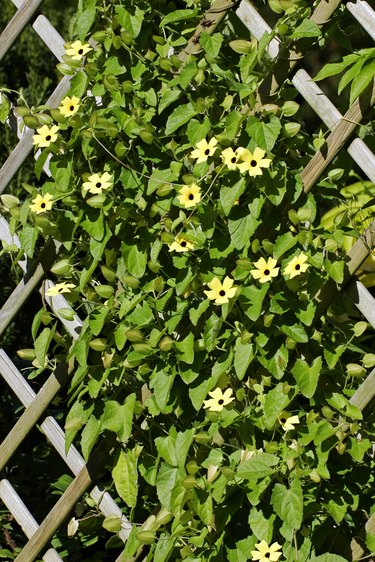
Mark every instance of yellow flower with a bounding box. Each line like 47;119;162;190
82;172;113;194
46;282;75;296
59;96;80;118
32;124;59;148
250;257;279;283
177;183;201;208
204;276;237;305
190;137;218;163
237;147;271;176
65;40;92;60
221;147;240;170
29;193;53;214
169;236;194;253
251;541;282;562
284;253;309;279
278;411;300;432
203;387;234;412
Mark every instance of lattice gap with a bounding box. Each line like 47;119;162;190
0;0;374;560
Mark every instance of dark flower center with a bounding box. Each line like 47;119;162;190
41;202;46;208
46;135;51;141
295;264;301;270
96;182;102;188
204;148;210;155
180;241;187;247
188;193;194;200
264;269;270;275
250;159;257;167
58;287;64;293
69;105;75;111
219;290;226;296
78;48;83;54
280;417;286;423
264;554;271;559
218;399;224;405
231;157;237;163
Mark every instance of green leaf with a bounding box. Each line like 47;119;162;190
234;339;254;380
0;94;10;124
34;325;56;367
74;7;96;40
158;88;181;114
69;70;89;98
100;395;136;442
350;59;375;104
160;9;197;26
338;56;367;95
203;313;222;352
281;480;303;530
248;508;275;543
246;115;281;152
290;19;321;39
123;244;147;278
308;553;348;562
156;463;183;510
154;534;176;562
237;453;279;480
115;6;144;38
273;232;296;259
313;55;358;81
175;332;195;364
366;533;375;554
228;213;261;250
186;117;211;147
179;60;198;89
280;323;308;343
220;178;246;216
19;225;38;257
112;449;138;507
89;306;109;336
81;414;101;461
326;498;347;524
150;369;175;411
200;32;223;58
292;356;322;398
240;284;268;322
263;383;290;429
347;437;371;462
324;259;344;284
192;489;214;527
165;103;197;135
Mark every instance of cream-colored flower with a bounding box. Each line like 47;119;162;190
237;147;271;177
46;282;75;296
204;276;237;305
278;411;300;432
65;40;92;60
203;387;234;412
221;147;240;170
250;257;279;283
59;96;80;118
251;540;282;562
169;236;194;253
32;124;59;148
190;137;218;163
284;253;309;279
177;183;201;208
82;172;113;194
29;193;53;214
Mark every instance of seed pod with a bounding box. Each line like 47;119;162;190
186;460;199;475
125;328;144;342
132;343;152;355
37;113;54;125
220;467;235;481
51;259;71;275
102;515;122;533
182;476;196;489
57;308;76;321
159;336;173;352
23;115;40;129
101;265;116;283
122;275;140;288
236;258;252;271
1;194;20;209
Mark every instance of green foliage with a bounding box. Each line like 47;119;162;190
1;0;375;560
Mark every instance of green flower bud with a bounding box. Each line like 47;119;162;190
154;508;172;526
122;275;140;288
125;328;144;342
136;530;156;545
283;122;301;137
159;57;172;71
221;466;235;480
89;338;107;351
132;342;152;355
115;141;127;158
121;30;134;46
346;363;366;378
159;336;173;352
182;476;196;489
1;194;20;209
229;39;254;54
282;101;299;116
17;348;36;361
91;30;108;43
236;258;252;271
100;265;116;283
23;115;40;129
57;308;76;321
102;515;122;533
186;460;199;475
139;129;154;145
194;432;210;444
103;74;119;91
51;259;71;275
94;285;114;298
37;113;54;125
148;260;161;273
156;183;172;197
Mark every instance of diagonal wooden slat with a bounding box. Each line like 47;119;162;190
0;0;45;61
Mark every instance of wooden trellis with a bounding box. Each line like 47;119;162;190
0;0;374;560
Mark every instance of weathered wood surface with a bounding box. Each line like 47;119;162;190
347;0;375;41
0;0;45;61
0;480;64;562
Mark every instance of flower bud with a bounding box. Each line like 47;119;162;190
17;348;36;361
159;336;173;352
100;265;116;283
125;329;144;342
122;275;140;288
94;285;114;298
283;122;301;137
207;465;219;483
89;338;107;352
1;194;20;209
23;115;40;128
186;460;199;475
132;342;153;355
136;530;156;545
346;363;366;378
221;466;235;480
51;259;71;275
102;515;122;533
57;308;75;321
86;194;107;208
182;476;196;489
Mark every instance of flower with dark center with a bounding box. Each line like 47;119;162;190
237;147;271;176
250;257;279;283
190;137;218;163
284;253;309;279
32;124;59;148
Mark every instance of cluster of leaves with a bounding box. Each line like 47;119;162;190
1;0;375;560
